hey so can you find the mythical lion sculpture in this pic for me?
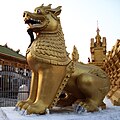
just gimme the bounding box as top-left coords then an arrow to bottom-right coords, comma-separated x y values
16,4 -> 110,114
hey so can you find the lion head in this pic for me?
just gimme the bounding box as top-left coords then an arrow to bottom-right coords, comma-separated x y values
23,4 -> 62,33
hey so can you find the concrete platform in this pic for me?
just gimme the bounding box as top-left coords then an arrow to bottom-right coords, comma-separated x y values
0,105 -> 120,120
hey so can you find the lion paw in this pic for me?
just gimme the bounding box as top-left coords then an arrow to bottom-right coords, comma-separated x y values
16,99 -> 34,111
15,101 -> 26,110
26,105 -> 45,115
73,100 -> 99,113
22,103 -> 30,110
25,100 -> 47,114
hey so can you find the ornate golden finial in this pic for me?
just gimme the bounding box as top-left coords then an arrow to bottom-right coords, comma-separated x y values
96,20 -> 100,35
72,45 -> 79,62
97,20 -> 98,27
95,20 -> 101,44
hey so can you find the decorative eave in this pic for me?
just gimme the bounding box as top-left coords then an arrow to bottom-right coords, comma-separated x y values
0,44 -> 26,62
0,52 -> 27,64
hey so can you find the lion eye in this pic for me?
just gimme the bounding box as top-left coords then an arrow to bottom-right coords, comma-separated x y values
37,9 -> 41,13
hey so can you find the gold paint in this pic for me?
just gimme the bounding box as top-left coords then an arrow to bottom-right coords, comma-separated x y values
16,4 -> 110,114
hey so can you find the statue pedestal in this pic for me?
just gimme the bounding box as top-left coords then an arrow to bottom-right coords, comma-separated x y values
0,105 -> 120,120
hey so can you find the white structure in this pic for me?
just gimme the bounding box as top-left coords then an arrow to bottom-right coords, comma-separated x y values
17,84 -> 28,101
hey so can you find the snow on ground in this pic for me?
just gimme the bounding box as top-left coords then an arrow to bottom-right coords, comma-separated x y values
0,98 -> 120,120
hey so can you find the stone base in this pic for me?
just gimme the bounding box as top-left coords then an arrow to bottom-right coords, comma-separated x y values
0,106 -> 120,120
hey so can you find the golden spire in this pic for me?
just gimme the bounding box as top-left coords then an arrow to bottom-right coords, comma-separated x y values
95,20 -> 101,44
96,20 -> 100,35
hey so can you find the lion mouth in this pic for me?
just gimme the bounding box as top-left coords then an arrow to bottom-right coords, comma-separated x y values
23,12 -> 42,27
23,11 -> 50,31
24,18 -> 41,25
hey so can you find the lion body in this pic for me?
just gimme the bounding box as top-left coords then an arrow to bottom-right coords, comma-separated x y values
16,4 -> 110,114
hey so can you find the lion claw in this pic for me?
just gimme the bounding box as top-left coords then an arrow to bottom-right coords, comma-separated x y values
14,106 -> 18,111
19,109 -> 25,115
76,105 -> 84,113
15,107 -> 21,111
45,108 -> 50,114
74,105 -> 86,114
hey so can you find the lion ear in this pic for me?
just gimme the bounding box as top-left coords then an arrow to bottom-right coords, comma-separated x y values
46,6 -> 62,16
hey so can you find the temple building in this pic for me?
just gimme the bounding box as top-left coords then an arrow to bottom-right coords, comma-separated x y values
89,27 -> 107,68
0,44 -> 31,100
103,40 -> 120,106
89,27 -> 120,106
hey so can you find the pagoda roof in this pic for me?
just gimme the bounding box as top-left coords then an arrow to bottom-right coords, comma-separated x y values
0,44 -> 26,61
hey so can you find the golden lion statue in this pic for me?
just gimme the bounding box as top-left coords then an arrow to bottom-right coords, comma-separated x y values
16,4 -> 110,114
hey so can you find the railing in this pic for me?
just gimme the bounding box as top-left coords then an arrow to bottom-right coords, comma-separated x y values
0,70 -> 31,107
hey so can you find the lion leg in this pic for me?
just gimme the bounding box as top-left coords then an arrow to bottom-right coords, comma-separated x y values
26,65 -> 66,114
16,72 -> 38,110
76,73 -> 107,112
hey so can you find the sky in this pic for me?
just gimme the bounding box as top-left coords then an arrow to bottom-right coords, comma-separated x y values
0,0 -> 120,63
